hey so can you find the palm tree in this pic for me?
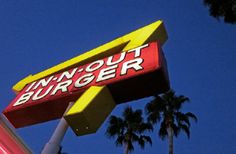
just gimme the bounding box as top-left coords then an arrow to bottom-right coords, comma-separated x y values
145,90 -> 197,154
106,106 -> 153,154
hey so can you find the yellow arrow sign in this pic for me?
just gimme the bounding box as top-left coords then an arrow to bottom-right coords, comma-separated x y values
13,20 -> 167,93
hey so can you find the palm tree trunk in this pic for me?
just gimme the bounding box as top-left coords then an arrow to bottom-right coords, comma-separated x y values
124,143 -> 129,154
167,127 -> 174,154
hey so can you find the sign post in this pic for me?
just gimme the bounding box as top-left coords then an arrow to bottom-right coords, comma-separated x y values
41,102 -> 74,154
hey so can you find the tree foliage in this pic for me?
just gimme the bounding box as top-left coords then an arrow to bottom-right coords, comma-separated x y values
106,106 -> 153,154
145,90 -> 197,140
204,0 -> 236,24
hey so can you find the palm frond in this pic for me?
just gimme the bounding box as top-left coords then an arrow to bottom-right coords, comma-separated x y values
123,106 -> 133,121
138,137 -> 145,149
171,123 -> 180,137
127,140 -> 134,152
147,112 -> 160,124
130,132 -> 139,142
145,96 -> 165,124
175,112 -> 191,127
179,123 -> 190,139
146,96 -> 166,113
159,121 -> 168,140
115,135 -> 124,147
162,89 -> 175,104
140,135 -> 152,145
138,122 -> 153,133
133,109 -> 143,121
106,116 -> 124,138
185,112 -> 198,122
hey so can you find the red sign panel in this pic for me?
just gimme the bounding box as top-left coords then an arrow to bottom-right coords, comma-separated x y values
3,42 -> 169,128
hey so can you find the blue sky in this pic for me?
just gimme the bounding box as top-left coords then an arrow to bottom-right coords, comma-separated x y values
0,0 -> 236,154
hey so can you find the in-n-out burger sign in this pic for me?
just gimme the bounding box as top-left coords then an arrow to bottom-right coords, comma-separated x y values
13,44 -> 148,107
3,41 -> 169,128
